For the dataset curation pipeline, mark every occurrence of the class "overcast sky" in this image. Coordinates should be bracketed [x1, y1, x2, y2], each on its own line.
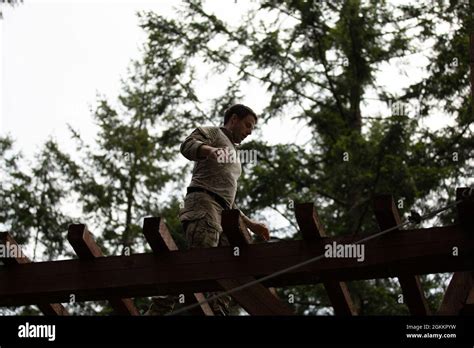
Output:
[1, 0, 312, 160]
[1, 0, 186, 157]
[1, 0, 446, 163]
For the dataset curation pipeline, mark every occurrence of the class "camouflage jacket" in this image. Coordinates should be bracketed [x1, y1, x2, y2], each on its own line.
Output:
[180, 126, 241, 209]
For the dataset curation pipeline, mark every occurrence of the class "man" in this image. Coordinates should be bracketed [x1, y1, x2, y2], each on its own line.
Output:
[180, 104, 270, 315]
[179, 104, 270, 248]
[145, 104, 270, 316]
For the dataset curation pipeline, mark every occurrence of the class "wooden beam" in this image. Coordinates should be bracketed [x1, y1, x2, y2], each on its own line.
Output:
[295, 203, 327, 242]
[373, 195, 430, 315]
[456, 187, 474, 231]
[1, 224, 474, 306]
[461, 288, 474, 315]
[143, 217, 179, 252]
[0, 232, 68, 316]
[221, 210, 294, 315]
[142, 217, 214, 316]
[397, 275, 430, 315]
[221, 210, 252, 246]
[295, 203, 356, 316]
[67, 225, 104, 259]
[438, 188, 474, 315]
[68, 224, 140, 316]
[217, 276, 293, 315]
[470, 33, 474, 106]
[438, 272, 474, 315]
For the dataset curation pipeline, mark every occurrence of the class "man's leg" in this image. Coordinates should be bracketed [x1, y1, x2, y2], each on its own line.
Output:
[212, 231, 235, 315]
[182, 215, 230, 315]
[181, 193, 234, 315]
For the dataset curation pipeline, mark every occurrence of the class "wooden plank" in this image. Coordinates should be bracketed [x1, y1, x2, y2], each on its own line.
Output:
[1, 224, 474, 306]
[456, 187, 474, 231]
[221, 210, 294, 315]
[295, 203, 327, 242]
[0, 232, 68, 316]
[221, 210, 252, 246]
[461, 288, 474, 314]
[373, 195, 430, 315]
[181, 292, 215, 316]
[457, 187, 474, 315]
[218, 277, 294, 315]
[397, 275, 430, 315]
[470, 33, 474, 105]
[142, 217, 214, 316]
[67, 224, 139, 316]
[142, 217, 178, 252]
[438, 188, 474, 315]
[438, 272, 474, 315]
[67, 225, 104, 259]
[295, 203, 356, 316]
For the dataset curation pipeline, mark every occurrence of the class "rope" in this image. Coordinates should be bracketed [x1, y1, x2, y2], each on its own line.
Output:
[167, 189, 473, 316]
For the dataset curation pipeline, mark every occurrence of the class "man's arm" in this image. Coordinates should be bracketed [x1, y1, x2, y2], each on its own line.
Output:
[232, 202, 270, 241]
[180, 127, 221, 161]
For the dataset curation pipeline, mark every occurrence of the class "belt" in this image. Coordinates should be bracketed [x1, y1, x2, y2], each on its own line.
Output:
[186, 187, 230, 210]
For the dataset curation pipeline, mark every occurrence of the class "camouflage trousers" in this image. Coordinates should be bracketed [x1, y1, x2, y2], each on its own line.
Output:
[145, 191, 233, 316]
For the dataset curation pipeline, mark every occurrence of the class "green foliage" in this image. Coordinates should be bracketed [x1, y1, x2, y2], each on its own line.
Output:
[0, 137, 72, 259]
[0, 136, 74, 315]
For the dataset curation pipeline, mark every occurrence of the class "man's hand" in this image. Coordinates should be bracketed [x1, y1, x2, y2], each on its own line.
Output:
[247, 220, 270, 241]
[198, 145, 226, 161]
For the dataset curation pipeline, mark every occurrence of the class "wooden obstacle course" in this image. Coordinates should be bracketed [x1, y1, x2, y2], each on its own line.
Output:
[0, 187, 473, 316]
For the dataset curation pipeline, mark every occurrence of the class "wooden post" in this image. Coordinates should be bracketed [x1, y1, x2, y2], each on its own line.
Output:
[0, 232, 68, 316]
[461, 288, 474, 314]
[438, 272, 474, 315]
[455, 187, 474, 230]
[295, 203, 357, 316]
[373, 195, 430, 315]
[470, 33, 474, 107]
[221, 210, 294, 315]
[438, 187, 474, 315]
[68, 224, 140, 315]
[142, 217, 214, 316]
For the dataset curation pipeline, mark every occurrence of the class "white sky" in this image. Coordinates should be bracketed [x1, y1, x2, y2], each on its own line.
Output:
[2, 0, 179, 156]
[0, 0, 310, 159]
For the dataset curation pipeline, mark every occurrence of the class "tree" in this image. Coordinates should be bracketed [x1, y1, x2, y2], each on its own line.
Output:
[0, 137, 72, 260]
[0, 0, 23, 20]
[0, 136, 74, 315]
[137, 0, 474, 314]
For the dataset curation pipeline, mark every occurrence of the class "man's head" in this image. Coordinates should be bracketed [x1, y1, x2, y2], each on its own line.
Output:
[223, 104, 257, 144]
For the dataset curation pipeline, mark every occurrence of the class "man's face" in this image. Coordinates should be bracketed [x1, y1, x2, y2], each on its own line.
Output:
[229, 114, 256, 144]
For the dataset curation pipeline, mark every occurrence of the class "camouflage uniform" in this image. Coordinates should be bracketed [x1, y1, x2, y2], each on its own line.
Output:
[180, 126, 244, 315]
[145, 126, 244, 315]
[180, 191, 230, 249]
[180, 126, 242, 209]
